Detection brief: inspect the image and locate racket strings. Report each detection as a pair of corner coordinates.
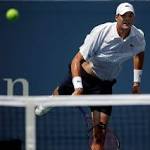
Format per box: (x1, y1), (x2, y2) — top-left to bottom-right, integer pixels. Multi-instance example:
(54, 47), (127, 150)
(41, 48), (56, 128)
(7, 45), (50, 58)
(85, 117), (120, 150)
(77, 107), (120, 150)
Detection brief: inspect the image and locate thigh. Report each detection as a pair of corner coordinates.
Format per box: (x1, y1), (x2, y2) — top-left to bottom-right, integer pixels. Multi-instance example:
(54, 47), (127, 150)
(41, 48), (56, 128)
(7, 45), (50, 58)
(90, 106), (112, 116)
(87, 83), (113, 116)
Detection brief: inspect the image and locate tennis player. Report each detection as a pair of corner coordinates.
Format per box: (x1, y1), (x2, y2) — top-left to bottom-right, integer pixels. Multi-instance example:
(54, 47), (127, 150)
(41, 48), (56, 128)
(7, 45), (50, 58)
(36, 2), (145, 150)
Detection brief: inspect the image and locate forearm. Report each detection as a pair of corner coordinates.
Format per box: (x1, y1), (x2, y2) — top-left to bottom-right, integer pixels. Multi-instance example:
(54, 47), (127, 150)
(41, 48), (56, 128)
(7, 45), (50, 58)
(132, 51), (144, 93)
(71, 56), (81, 77)
(71, 52), (84, 94)
(133, 51), (144, 83)
(133, 51), (144, 70)
(71, 52), (85, 76)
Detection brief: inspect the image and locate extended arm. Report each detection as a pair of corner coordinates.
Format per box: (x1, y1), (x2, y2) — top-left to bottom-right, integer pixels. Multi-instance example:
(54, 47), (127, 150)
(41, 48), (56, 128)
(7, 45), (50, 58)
(71, 52), (85, 95)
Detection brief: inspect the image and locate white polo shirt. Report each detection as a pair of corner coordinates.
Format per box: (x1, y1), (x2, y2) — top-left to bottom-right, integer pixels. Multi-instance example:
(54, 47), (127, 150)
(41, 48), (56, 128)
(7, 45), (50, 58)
(79, 22), (146, 80)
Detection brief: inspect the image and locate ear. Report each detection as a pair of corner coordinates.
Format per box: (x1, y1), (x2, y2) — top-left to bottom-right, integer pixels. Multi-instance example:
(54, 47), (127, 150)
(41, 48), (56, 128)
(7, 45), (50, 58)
(115, 15), (118, 22)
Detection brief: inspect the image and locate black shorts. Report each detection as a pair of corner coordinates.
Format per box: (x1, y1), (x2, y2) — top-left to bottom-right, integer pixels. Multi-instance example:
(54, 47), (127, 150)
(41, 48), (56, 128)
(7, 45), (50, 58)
(58, 65), (116, 116)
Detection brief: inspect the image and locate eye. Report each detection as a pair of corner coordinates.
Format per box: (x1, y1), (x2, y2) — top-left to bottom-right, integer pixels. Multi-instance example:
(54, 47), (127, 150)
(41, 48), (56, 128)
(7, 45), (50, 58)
(122, 12), (134, 18)
(129, 13), (134, 18)
(121, 14), (125, 17)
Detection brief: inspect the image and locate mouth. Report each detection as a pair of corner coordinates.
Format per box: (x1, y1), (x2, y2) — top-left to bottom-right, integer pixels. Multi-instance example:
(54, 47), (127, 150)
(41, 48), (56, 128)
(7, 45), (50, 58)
(123, 22), (129, 25)
(123, 22), (132, 26)
(122, 22), (132, 28)
(121, 22), (132, 30)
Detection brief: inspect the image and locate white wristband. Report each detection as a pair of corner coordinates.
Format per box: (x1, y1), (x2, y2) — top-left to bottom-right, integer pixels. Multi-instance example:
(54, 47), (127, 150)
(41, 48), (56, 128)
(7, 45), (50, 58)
(134, 69), (143, 83)
(72, 76), (83, 89)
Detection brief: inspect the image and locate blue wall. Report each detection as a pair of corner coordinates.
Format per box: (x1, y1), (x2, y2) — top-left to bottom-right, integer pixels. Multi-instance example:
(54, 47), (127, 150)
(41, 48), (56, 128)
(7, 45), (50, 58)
(0, 1), (150, 150)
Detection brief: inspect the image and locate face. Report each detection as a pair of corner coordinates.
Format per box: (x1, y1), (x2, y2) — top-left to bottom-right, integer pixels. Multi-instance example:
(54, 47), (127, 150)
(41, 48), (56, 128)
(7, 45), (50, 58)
(116, 12), (134, 30)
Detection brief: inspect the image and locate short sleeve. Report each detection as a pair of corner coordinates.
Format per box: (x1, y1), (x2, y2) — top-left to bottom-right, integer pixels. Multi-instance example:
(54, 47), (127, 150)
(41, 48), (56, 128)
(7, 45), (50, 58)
(136, 29), (146, 53)
(79, 26), (101, 60)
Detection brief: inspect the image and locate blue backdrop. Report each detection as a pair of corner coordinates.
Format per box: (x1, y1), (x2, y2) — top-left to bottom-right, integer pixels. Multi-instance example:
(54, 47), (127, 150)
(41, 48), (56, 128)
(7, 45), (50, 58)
(0, 1), (150, 150)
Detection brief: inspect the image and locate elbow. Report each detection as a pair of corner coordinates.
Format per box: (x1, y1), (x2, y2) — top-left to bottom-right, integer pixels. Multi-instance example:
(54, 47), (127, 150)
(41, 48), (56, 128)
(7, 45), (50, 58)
(71, 52), (84, 68)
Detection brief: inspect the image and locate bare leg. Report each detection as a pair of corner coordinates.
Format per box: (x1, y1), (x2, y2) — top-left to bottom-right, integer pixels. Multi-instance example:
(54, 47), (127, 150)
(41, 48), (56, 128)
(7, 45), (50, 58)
(91, 110), (109, 150)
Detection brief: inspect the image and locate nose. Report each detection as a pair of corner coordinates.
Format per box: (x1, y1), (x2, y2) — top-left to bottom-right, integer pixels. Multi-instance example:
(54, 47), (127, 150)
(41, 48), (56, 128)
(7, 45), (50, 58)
(124, 13), (134, 20)
(123, 16), (132, 23)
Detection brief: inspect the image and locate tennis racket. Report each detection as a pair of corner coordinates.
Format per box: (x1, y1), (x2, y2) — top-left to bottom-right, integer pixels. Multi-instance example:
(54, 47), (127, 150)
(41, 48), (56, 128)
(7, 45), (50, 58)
(104, 128), (120, 150)
(78, 107), (120, 150)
